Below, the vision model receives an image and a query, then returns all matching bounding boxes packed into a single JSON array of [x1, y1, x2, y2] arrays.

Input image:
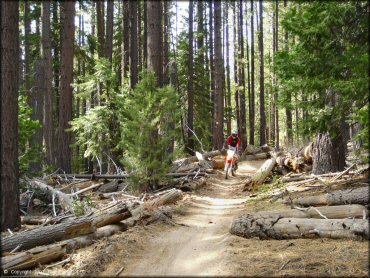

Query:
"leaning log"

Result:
[[1, 202, 132, 252], [230, 214, 369, 240], [244, 158, 276, 191], [285, 186, 369, 206], [1, 224, 126, 270], [25, 178, 74, 212], [248, 204, 367, 219]]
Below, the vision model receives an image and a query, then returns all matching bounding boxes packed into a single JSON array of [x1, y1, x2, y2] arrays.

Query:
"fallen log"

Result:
[[230, 214, 369, 240], [1, 224, 126, 270], [242, 152, 270, 161], [285, 186, 369, 206], [1, 202, 132, 252], [171, 150, 221, 171], [247, 204, 367, 219], [243, 144, 262, 155], [52, 174, 130, 180], [244, 158, 276, 191], [25, 178, 74, 212]]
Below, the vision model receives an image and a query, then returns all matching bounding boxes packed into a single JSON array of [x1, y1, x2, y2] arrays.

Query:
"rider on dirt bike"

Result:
[[226, 130, 241, 170]]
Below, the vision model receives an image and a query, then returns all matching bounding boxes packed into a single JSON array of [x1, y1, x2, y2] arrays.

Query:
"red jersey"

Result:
[[227, 135, 240, 149]]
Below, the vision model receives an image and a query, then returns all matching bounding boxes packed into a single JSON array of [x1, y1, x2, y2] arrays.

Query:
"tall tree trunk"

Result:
[[58, 1, 75, 173], [1, 1, 21, 231], [245, 1, 251, 147], [238, 0, 247, 151], [250, 0, 255, 145], [138, 0, 142, 72], [270, 11, 275, 144], [225, 2, 231, 135], [187, 0, 194, 154], [130, 1, 138, 89], [96, 1, 105, 58], [209, 0, 215, 128], [233, 3, 240, 137], [258, 0, 266, 146], [24, 0, 31, 106], [105, 0, 114, 62], [122, 0, 130, 82], [42, 0, 54, 166], [212, 1, 224, 150], [274, 0, 279, 149], [52, 1, 60, 138], [143, 0, 148, 68], [163, 0, 170, 85], [197, 1, 204, 65]]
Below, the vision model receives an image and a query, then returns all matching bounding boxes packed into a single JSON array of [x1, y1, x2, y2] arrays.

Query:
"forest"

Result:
[[1, 1, 369, 276]]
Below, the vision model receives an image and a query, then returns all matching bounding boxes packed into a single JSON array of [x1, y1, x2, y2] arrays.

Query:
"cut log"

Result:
[[97, 180, 119, 193], [211, 155, 225, 169], [230, 214, 369, 240], [244, 158, 276, 191], [248, 204, 367, 219], [1, 224, 126, 270], [1, 202, 132, 252], [243, 144, 262, 155], [243, 152, 270, 161], [285, 186, 369, 206], [24, 178, 74, 212]]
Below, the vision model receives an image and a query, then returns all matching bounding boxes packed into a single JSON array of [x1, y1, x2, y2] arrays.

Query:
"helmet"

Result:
[[232, 129, 238, 137]]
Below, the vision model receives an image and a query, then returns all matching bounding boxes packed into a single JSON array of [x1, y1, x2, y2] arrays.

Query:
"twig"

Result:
[[331, 163, 356, 182], [52, 193, 57, 217], [310, 207, 328, 219], [104, 151, 120, 174], [44, 257, 71, 269], [279, 259, 291, 271], [37, 272, 50, 276], [95, 156, 102, 175], [185, 124, 205, 153], [10, 244, 22, 253], [68, 182, 104, 196], [43, 168, 62, 179], [115, 266, 125, 276], [7, 228, 14, 236], [140, 193, 147, 202], [193, 167, 201, 179]]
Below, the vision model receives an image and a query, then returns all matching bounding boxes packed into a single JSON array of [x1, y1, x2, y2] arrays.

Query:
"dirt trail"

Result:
[[104, 160, 265, 276]]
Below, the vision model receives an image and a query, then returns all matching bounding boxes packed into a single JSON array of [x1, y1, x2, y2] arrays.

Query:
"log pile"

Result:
[[241, 144, 272, 161], [1, 188, 183, 270]]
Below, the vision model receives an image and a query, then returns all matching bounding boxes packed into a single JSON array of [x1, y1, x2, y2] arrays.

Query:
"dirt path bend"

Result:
[[104, 160, 265, 276]]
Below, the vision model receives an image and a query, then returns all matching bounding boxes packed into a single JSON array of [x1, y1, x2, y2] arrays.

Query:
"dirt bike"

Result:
[[224, 146, 237, 179]]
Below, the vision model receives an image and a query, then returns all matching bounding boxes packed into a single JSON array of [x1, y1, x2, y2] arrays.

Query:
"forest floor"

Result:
[[43, 160, 368, 277]]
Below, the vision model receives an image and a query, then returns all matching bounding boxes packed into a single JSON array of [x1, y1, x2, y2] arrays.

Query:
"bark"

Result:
[[249, 0, 255, 145], [225, 2, 231, 135], [274, 0, 279, 149], [230, 215, 369, 241], [96, 1, 105, 58], [312, 132, 346, 175], [247, 204, 367, 220], [130, 0, 138, 88], [58, 1, 75, 173], [1, 202, 132, 252], [209, 0, 215, 122], [233, 3, 240, 136], [212, 0, 224, 150], [243, 153, 270, 161], [147, 1, 162, 87], [105, 0, 114, 62], [122, 0, 130, 80], [287, 186, 369, 207], [284, 1, 292, 146], [238, 0, 247, 151], [187, 0, 194, 154], [2, 224, 126, 270], [163, 1, 170, 85], [42, 1, 54, 166], [25, 178, 74, 212], [51, 1, 60, 133], [24, 0, 31, 104], [1, 1, 20, 231], [258, 0, 266, 146], [244, 158, 276, 190]]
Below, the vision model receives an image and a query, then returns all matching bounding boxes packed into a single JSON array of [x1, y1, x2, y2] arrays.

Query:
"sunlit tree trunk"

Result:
[[258, 0, 266, 145]]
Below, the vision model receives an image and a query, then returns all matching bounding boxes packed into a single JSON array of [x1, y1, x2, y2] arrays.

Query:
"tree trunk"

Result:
[[96, 0, 105, 58], [122, 0, 130, 81], [312, 132, 346, 175], [163, 1, 170, 85], [274, 0, 279, 149], [41, 1, 54, 166], [24, 0, 31, 105], [212, 1, 224, 150], [58, 1, 75, 173], [233, 3, 240, 138], [238, 0, 247, 151], [246, 204, 367, 220], [1, 202, 132, 252], [244, 158, 276, 191], [258, 0, 266, 146], [187, 0, 194, 154], [225, 2, 231, 135], [105, 0, 114, 62], [209, 0, 215, 126], [287, 186, 369, 207], [52, 1, 60, 140], [1, 1, 20, 232], [249, 0, 255, 145], [230, 215, 368, 241], [130, 1, 138, 88]]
